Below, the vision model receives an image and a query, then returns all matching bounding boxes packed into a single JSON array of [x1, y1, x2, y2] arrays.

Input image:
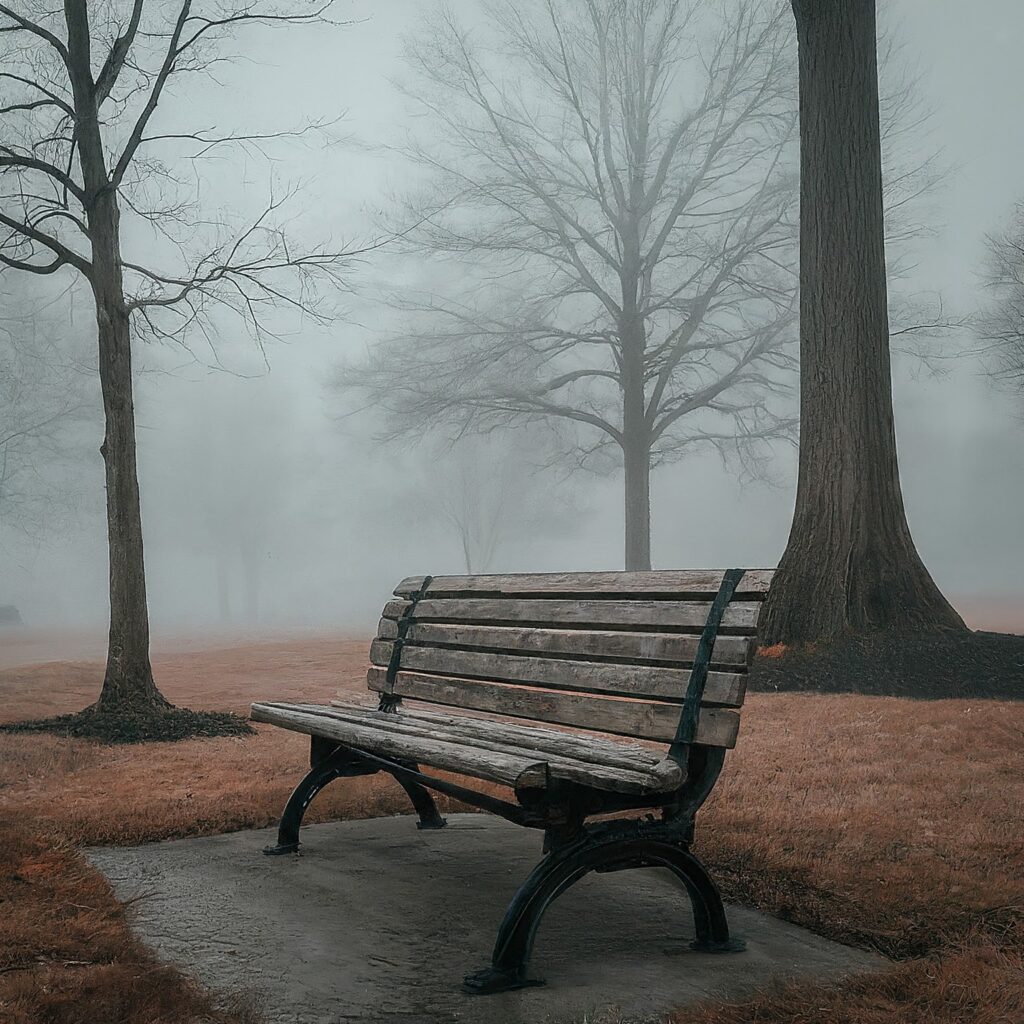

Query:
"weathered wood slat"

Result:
[[319, 699, 668, 770], [252, 702, 544, 788], [369, 641, 746, 707], [269, 700, 683, 792], [250, 701, 681, 793], [381, 598, 761, 633], [366, 668, 741, 748], [395, 569, 773, 599], [374, 620, 751, 667]]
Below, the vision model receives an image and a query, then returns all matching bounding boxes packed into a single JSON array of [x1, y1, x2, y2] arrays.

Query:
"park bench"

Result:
[[251, 567, 771, 994]]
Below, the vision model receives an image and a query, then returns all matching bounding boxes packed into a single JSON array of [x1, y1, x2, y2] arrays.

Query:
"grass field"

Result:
[[1, 630, 1022, 1022]]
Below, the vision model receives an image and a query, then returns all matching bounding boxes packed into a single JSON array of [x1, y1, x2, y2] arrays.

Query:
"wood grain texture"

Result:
[[381, 597, 762, 633], [368, 641, 746, 707], [365, 668, 741, 747], [325, 700, 668, 768], [251, 701, 682, 793], [374, 620, 752, 667], [394, 569, 773, 598], [286, 700, 682, 791]]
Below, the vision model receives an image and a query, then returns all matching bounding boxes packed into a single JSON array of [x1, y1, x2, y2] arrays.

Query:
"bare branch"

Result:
[[0, 150, 86, 203], [0, 5, 70, 66], [0, 211, 91, 276], [110, 1, 193, 188], [977, 201, 1024, 401], [94, 0, 145, 105]]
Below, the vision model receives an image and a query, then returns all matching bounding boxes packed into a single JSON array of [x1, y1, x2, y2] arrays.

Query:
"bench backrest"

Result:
[[366, 569, 772, 749]]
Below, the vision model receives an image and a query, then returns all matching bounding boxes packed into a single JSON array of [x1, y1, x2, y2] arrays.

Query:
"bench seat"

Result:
[[251, 699, 684, 795]]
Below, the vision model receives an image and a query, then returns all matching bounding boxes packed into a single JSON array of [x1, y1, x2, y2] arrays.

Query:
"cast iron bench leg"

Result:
[[263, 752, 351, 855], [462, 828, 743, 995], [391, 760, 447, 830], [264, 751, 447, 855]]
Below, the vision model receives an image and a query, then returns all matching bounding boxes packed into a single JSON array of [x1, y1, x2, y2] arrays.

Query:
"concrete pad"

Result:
[[89, 815, 884, 1024]]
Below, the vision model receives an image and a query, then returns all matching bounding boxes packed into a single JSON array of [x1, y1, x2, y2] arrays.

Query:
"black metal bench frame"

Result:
[[263, 570, 747, 994]]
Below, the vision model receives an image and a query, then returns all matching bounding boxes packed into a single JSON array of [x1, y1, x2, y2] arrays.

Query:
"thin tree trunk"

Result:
[[620, 259, 653, 573], [759, 0, 964, 643], [92, 241, 165, 710], [621, 367, 652, 571], [623, 437, 652, 571], [65, 0, 166, 711]]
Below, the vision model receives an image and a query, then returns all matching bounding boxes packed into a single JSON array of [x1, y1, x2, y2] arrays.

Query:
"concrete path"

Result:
[[90, 815, 884, 1024]]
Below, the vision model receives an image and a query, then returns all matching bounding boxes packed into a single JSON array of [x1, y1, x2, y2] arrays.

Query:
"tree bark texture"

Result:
[[758, 0, 964, 643], [66, 0, 165, 710], [92, 227, 165, 711]]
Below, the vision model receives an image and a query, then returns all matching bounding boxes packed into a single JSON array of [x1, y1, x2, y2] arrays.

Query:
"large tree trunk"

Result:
[[758, 0, 964, 643], [65, 0, 166, 711]]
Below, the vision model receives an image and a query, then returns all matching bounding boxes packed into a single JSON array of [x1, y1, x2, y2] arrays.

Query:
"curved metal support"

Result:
[[263, 750, 448, 855], [391, 760, 447, 830], [263, 751, 355, 855], [462, 826, 743, 994]]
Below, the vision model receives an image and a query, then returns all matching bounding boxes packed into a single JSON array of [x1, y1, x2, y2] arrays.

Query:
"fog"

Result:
[[2, 0, 1022, 635]]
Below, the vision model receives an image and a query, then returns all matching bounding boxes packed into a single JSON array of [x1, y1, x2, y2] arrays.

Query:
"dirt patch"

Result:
[[1, 706, 254, 744], [751, 629, 1024, 700]]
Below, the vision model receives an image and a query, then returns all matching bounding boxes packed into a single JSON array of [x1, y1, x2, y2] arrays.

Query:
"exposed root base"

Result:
[[0, 705, 256, 744]]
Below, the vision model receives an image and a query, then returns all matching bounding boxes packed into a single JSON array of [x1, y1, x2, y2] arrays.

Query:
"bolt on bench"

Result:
[[251, 568, 771, 994]]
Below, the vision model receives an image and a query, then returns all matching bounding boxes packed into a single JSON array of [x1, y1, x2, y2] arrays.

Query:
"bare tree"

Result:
[[340, 0, 943, 572], [0, 1, 358, 716], [344, 0, 798, 571], [978, 202, 1024, 400], [757, 0, 964, 642]]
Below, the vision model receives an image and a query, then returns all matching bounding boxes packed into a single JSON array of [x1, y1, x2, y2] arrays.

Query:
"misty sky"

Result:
[[2, 0, 1022, 633]]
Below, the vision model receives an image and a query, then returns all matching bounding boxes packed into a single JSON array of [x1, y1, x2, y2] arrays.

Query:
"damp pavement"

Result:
[[89, 814, 886, 1024]]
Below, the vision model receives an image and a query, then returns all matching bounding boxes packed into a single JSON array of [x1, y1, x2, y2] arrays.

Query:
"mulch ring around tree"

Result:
[[751, 629, 1024, 700], [0, 705, 255, 744]]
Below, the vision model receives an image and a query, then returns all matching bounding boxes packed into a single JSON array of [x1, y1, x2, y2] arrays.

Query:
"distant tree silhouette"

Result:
[[979, 202, 1024, 402]]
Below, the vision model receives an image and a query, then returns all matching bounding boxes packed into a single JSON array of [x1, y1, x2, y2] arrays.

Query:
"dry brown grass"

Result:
[[1, 633, 1022, 1022], [670, 940, 1024, 1024], [0, 637, 473, 847], [701, 693, 1024, 957], [0, 825, 263, 1024]]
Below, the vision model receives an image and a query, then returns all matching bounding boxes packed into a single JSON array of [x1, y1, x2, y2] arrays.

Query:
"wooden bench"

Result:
[[252, 567, 771, 993]]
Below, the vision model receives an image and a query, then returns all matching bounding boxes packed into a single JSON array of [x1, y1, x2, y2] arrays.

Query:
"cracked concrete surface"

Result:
[[89, 814, 885, 1024]]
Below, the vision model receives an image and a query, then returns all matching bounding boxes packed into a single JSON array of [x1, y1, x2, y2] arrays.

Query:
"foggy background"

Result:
[[2, 0, 1022, 636]]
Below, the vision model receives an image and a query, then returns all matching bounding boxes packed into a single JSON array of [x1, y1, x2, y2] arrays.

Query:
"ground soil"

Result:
[[1, 623, 1022, 1023], [752, 627, 1024, 700], [1, 706, 254, 744]]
